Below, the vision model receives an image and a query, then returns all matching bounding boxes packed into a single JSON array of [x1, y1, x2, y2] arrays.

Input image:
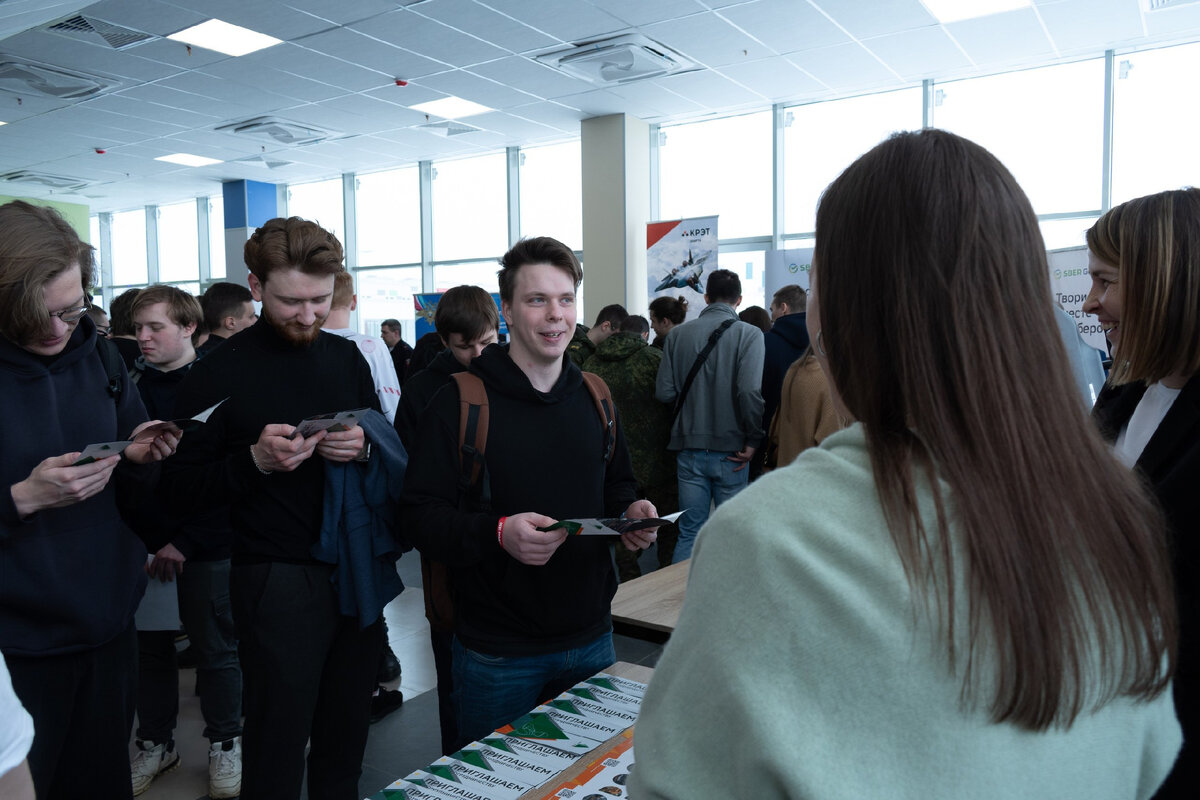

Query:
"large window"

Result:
[[288, 178, 345, 249], [89, 216, 102, 292], [157, 201, 199, 283], [717, 249, 765, 311], [354, 266, 422, 343], [520, 141, 582, 251], [934, 59, 1104, 215], [356, 167, 421, 267], [1111, 41, 1200, 205], [659, 111, 772, 240], [433, 260, 501, 294], [110, 209, 148, 287], [208, 195, 226, 280], [432, 153, 508, 262], [784, 88, 922, 234], [1041, 217, 1098, 251]]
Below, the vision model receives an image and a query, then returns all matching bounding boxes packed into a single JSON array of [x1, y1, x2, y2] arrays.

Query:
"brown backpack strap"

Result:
[[451, 372, 490, 508], [581, 371, 616, 463]]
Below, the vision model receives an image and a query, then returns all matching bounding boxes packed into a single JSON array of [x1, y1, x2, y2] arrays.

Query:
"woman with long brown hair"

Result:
[[630, 130, 1181, 799], [1084, 188, 1200, 798]]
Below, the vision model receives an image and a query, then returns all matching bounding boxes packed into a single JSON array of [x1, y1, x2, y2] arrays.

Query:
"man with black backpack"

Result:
[[400, 237, 657, 750], [656, 268, 765, 563]]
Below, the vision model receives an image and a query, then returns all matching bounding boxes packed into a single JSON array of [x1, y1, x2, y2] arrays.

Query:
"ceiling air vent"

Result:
[[44, 15, 154, 50], [216, 116, 339, 146], [0, 171, 89, 191], [536, 34, 697, 86], [236, 154, 296, 170], [418, 120, 481, 137], [0, 60, 114, 99]]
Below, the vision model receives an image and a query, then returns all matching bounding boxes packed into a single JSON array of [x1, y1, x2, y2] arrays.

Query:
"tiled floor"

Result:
[[133, 546, 666, 800]]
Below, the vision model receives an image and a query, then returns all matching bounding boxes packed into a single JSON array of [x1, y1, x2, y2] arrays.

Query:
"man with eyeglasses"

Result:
[[0, 200, 179, 800], [86, 304, 112, 338]]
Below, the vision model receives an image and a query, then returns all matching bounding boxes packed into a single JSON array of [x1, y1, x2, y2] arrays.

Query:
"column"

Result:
[[221, 179, 280, 287]]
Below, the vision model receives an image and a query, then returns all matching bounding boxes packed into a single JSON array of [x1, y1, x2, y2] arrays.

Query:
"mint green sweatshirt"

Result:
[[630, 425, 1181, 799]]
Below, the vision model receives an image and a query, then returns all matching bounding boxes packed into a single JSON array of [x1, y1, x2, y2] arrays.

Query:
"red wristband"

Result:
[[497, 516, 507, 549]]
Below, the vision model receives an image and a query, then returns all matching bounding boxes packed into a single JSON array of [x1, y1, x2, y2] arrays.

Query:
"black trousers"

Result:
[[231, 562, 383, 800], [6, 623, 137, 800]]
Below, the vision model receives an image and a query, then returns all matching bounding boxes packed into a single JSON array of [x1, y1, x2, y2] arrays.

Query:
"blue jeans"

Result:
[[451, 632, 615, 750], [674, 448, 749, 563]]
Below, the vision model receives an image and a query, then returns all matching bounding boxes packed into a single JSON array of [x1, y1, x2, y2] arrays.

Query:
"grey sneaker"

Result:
[[131, 739, 180, 796], [208, 736, 242, 799]]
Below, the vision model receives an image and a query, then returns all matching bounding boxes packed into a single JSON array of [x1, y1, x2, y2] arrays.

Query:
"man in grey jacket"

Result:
[[656, 269, 765, 562]]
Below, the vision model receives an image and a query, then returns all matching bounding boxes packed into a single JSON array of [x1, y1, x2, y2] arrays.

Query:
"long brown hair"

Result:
[[1086, 188, 1200, 386], [0, 200, 94, 346], [814, 129, 1176, 730]]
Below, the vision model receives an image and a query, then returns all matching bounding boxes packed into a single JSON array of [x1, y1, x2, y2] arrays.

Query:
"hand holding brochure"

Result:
[[290, 408, 367, 439], [537, 510, 685, 536], [134, 397, 228, 439]]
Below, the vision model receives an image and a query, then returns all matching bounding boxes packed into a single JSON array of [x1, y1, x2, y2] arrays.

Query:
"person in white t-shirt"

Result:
[[0, 653, 34, 800], [322, 270, 401, 425], [1084, 187, 1200, 799]]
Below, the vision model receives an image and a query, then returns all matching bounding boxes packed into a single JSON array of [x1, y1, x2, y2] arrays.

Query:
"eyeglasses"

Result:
[[49, 305, 90, 324], [95, 325, 111, 337]]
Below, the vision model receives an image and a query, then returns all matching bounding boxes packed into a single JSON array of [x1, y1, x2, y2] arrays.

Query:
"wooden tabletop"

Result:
[[517, 661, 653, 800], [610, 558, 690, 637]]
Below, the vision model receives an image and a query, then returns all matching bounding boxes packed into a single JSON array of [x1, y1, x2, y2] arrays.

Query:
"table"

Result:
[[610, 559, 689, 642], [517, 661, 654, 800]]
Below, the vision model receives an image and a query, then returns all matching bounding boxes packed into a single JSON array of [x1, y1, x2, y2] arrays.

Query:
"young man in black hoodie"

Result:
[[162, 218, 381, 800], [126, 285, 243, 799], [401, 237, 658, 749], [395, 283, 499, 755]]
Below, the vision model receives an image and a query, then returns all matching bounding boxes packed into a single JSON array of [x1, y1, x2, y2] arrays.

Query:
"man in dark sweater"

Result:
[[394, 283, 499, 755], [162, 218, 381, 800], [401, 237, 657, 749], [760, 284, 811, 474], [195, 281, 257, 359], [126, 285, 243, 799]]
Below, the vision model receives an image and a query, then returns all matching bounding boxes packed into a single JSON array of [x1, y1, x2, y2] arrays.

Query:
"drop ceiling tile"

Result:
[[79, 0, 205, 37], [418, 69, 539, 109], [1037, 0, 1143, 53], [467, 110, 572, 140], [362, 83, 447, 109], [70, 105, 190, 137], [945, 8, 1056, 66], [642, 12, 775, 67], [861, 26, 973, 80], [199, 63, 344, 103], [658, 69, 774, 109], [489, 0, 627, 42], [281, 0, 400, 26], [715, 56, 830, 100], [414, 0, 559, 53], [347, 9, 508, 68], [0, 30, 181, 83], [469, 56, 594, 101], [588, 0, 708, 27], [124, 37, 231, 70], [1144, 3, 1200, 38], [238, 44, 392, 92], [786, 41, 901, 89], [551, 88, 634, 116], [718, 0, 851, 55], [809, 0, 937, 40], [606, 81, 707, 116], [505, 100, 584, 133], [296, 27, 448, 79]]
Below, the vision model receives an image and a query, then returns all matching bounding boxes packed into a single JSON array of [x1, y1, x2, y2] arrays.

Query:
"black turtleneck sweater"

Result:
[[400, 343, 637, 657], [161, 319, 378, 565]]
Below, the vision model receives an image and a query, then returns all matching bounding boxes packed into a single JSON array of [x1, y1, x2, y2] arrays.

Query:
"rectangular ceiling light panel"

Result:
[[168, 19, 282, 57], [920, 0, 1032, 24]]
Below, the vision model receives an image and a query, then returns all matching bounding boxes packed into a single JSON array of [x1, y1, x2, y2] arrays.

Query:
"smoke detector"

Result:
[[42, 15, 155, 50], [0, 171, 89, 190], [0, 59, 115, 99], [536, 34, 697, 86], [216, 116, 340, 146]]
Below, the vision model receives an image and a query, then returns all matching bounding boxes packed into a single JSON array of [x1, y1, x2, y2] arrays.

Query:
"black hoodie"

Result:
[[394, 347, 461, 452], [400, 343, 637, 657], [0, 317, 150, 656]]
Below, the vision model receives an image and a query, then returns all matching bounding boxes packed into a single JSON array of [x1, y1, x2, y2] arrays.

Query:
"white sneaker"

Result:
[[131, 739, 180, 796], [208, 736, 242, 800]]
